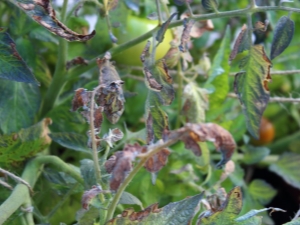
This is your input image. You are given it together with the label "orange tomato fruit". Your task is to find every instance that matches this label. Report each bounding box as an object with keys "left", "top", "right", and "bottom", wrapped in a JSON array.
[{"left": 252, "top": 117, "right": 275, "bottom": 145}]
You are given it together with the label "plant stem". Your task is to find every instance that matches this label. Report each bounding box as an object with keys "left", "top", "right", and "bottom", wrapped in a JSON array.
[
  {"left": 40, "top": 0, "right": 69, "bottom": 118},
  {"left": 0, "top": 156, "right": 83, "bottom": 224},
  {"left": 227, "top": 92, "right": 300, "bottom": 103},
  {"left": 156, "top": 0, "right": 163, "bottom": 25},
  {"left": 175, "top": 62, "right": 183, "bottom": 129}
]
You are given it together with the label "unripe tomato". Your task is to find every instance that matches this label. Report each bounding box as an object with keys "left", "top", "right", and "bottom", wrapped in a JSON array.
[
  {"left": 252, "top": 117, "right": 275, "bottom": 145},
  {"left": 113, "top": 15, "right": 173, "bottom": 65}
]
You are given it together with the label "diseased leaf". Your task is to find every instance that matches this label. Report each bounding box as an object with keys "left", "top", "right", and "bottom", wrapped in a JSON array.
[
  {"left": 202, "top": 0, "right": 219, "bottom": 12},
  {"left": 119, "top": 191, "right": 143, "bottom": 209},
  {"left": 66, "top": 57, "right": 88, "bottom": 70},
  {"left": 156, "top": 12, "right": 177, "bottom": 45},
  {"left": 270, "top": 16, "right": 294, "bottom": 60},
  {"left": 71, "top": 88, "right": 92, "bottom": 112},
  {"left": 234, "top": 45, "right": 272, "bottom": 139},
  {"left": 12, "top": 0, "right": 96, "bottom": 42},
  {"left": 163, "top": 45, "right": 180, "bottom": 68},
  {"left": 103, "top": 128, "right": 124, "bottom": 147},
  {"left": 0, "top": 30, "right": 38, "bottom": 84},
  {"left": 49, "top": 132, "right": 91, "bottom": 153},
  {"left": 107, "top": 192, "right": 203, "bottom": 225},
  {"left": 230, "top": 24, "right": 250, "bottom": 62},
  {"left": 143, "top": 148, "right": 171, "bottom": 173},
  {"left": 81, "top": 106, "right": 104, "bottom": 131},
  {"left": 0, "top": 80, "right": 41, "bottom": 134},
  {"left": 248, "top": 179, "right": 277, "bottom": 205},
  {"left": 242, "top": 145, "right": 270, "bottom": 165},
  {"left": 182, "top": 83, "right": 208, "bottom": 123},
  {"left": 179, "top": 18, "right": 195, "bottom": 52},
  {"left": 0, "top": 118, "right": 52, "bottom": 165},
  {"left": 269, "top": 153, "right": 300, "bottom": 189},
  {"left": 205, "top": 26, "right": 230, "bottom": 109},
  {"left": 81, "top": 185, "right": 103, "bottom": 210}
]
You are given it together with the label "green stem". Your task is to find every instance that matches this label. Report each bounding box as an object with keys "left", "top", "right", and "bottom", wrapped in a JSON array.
[
  {"left": 155, "top": 0, "right": 163, "bottom": 25},
  {"left": 39, "top": 0, "right": 69, "bottom": 118},
  {"left": 0, "top": 156, "right": 83, "bottom": 224},
  {"left": 175, "top": 62, "right": 183, "bottom": 129}
]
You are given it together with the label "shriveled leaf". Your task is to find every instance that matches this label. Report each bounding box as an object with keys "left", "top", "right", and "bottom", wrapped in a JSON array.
[
  {"left": 80, "top": 159, "right": 96, "bottom": 188},
  {"left": 179, "top": 18, "right": 195, "bottom": 52},
  {"left": 0, "top": 80, "right": 41, "bottom": 134},
  {"left": 242, "top": 145, "right": 270, "bottom": 165},
  {"left": 205, "top": 26, "right": 230, "bottom": 109},
  {"left": 143, "top": 66, "right": 163, "bottom": 91},
  {"left": 0, "top": 30, "right": 38, "bottom": 84},
  {"left": 156, "top": 12, "right": 177, "bottom": 45},
  {"left": 0, "top": 118, "right": 52, "bottom": 165},
  {"left": 283, "top": 218, "right": 300, "bottom": 225},
  {"left": 105, "top": 143, "right": 145, "bottom": 191},
  {"left": 66, "top": 57, "right": 88, "bottom": 70},
  {"left": 182, "top": 83, "right": 208, "bottom": 123},
  {"left": 107, "top": 192, "right": 203, "bottom": 224},
  {"left": 230, "top": 24, "right": 250, "bottom": 62},
  {"left": 270, "top": 16, "right": 294, "bottom": 60},
  {"left": 49, "top": 132, "right": 91, "bottom": 153},
  {"left": 235, "top": 207, "right": 285, "bottom": 222},
  {"left": 234, "top": 45, "right": 272, "bottom": 139},
  {"left": 71, "top": 88, "right": 92, "bottom": 112},
  {"left": 96, "top": 55, "right": 125, "bottom": 124},
  {"left": 12, "top": 0, "right": 95, "bottom": 41},
  {"left": 76, "top": 206, "right": 99, "bottom": 225},
  {"left": 103, "top": 128, "right": 124, "bottom": 147},
  {"left": 119, "top": 191, "right": 143, "bottom": 209},
  {"left": 144, "top": 148, "right": 171, "bottom": 173},
  {"left": 269, "top": 153, "right": 300, "bottom": 189},
  {"left": 248, "top": 179, "right": 277, "bottom": 205},
  {"left": 81, "top": 185, "right": 103, "bottom": 210},
  {"left": 202, "top": 0, "right": 219, "bottom": 11},
  {"left": 200, "top": 187, "right": 242, "bottom": 224}
]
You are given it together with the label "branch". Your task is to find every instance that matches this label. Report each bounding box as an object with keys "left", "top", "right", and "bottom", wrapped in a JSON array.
[
  {"left": 228, "top": 93, "right": 300, "bottom": 103},
  {"left": 0, "top": 156, "right": 84, "bottom": 224},
  {"left": 230, "top": 69, "right": 300, "bottom": 76}
]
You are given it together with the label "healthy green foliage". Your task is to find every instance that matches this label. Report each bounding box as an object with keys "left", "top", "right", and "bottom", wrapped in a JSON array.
[{"left": 248, "top": 179, "right": 277, "bottom": 205}]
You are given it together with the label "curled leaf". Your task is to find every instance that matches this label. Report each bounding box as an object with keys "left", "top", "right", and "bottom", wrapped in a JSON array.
[
  {"left": 103, "top": 128, "right": 124, "bottom": 147},
  {"left": 143, "top": 67, "right": 163, "bottom": 92},
  {"left": 81, "top": 185, "right": 103, "bottom": 210},
  {"left": 156, "top": 12, "right": 178, "bottom": 45},
  {"left": 66, "top": 57, "right": 88, "bottom": 70},
  {"left": 14, "top": 0, "right": 96, "bottom": 41},
  {"left": 71, "top": 88, "right": 92, "bottom": 111},
  {"left": 179, "top": 18, "right": 195, "bottom": 52},
  {"left": 229, "top": 24, "right": 250, "bottom": 62},
  {"left": 270, "top": 16, "right": 294, "bottom": 60}
]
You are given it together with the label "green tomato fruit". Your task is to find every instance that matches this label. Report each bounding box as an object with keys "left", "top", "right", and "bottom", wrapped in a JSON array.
[{"left": 113, "top": 15, "right": 173, "bottom": 65}]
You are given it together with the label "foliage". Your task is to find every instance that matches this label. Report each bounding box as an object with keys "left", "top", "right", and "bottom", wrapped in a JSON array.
[{"left": 1, "top": 0, "right": 300, "bottom": 224}]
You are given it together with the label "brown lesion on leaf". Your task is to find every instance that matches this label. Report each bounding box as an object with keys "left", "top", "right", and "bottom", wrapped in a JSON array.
[
  {"left": 10, "top": 43, "right": 22, "bottom": 60},
  {"left": 156, "top": 59, "right": 173, "bottom": 84},
  {"left": 144, "top": 148, "right": 171, "bottom": 173},
  {"left": 229, "top": 24, "right": 248, "bottom": 62},
  {"left": 143, "top": 67, "right": 163, "bottom": 91},
  {"left": 71, "top": 88, "right": 92, "bottom": 111},
  {"left": 66, "top": 57, "right": 88, "bottom": 70},
  {"left": 179, "top": 18, "right": 195, "bottom": 52}
]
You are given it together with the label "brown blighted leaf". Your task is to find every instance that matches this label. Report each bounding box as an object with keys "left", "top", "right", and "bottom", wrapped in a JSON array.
[
  {"left": 105, "top": 143, "right": 145, "bottom": 191},
  {"left": 87, "top": 132, "right": 101, "bottom": 149},
  {"left": 103, "top": 128, "right": 124, "bottom": 147},
  {"left": 143, "top": 66, "right": 163, "bottom": 92},
  {"left": 66, "top": 57, "right": 88, "bottom": 70},
  {"left": 156, "top": 12, "right": 178, "bottom": 45},
  {"left": 229, "top": 24, "right": 250, "bottom": 62},
  {"left": 96, "top": 55, "right": 125, "bottom": 124},
  {"left": 71, "top": 88, "right": 92, "bottom": 111},
  {"left": 190, "top": 20, "right": 214, "bottom": 38},
  {"left": 163, "top": 44, "right": 180, "bottom": 68},
  {"left": 254, "top": 21, "right": 268, "bottom": 33},
  {"left": 81, "top": 185, "right": 103, "bottom": 210},
  {"left": 144, "top": 148, "right": 171, "bottom": 173},
  {"left": 140, "top": 40, "right": 151, "bottom": 64},
  {"left": 199, "top": 187, "right": 242, "bottom": 224},
  {"left": 14, "top": 0, "right": 95, "bottom": 41},
  {"left": 80, "top": 106, "right": 103, "bottom": 131},
  {"left": 179, "top": 18, "right": 195, "bottom": 52}
]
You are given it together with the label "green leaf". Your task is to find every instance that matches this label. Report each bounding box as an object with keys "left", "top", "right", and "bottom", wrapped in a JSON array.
[
  {"left": 76, "top": 206, "right": 99, "bottom": 225},
  {"left": 236, "top": 216, "right": 262, "bottom": 225},
  {"left": 0, "top": 119, "right": 52, "bottom": 165},
  {"left": 270, "top": 16, "right": 294, "bottom": 60},
  {"left": 29, "top": 27, "right": 59, "bottom": 44},
  {"left": 283, "top": 218, "right": 300, "bottom": 225},
  {"left": 235, "top": 207, "right": 285, "bottom": 222},
  {"left": 0, "top": 30, "right": 38, "bottom": 84},
  {"left": 248, "top": 179, "right": 277, "bottom": 205},
  {"left": 242, "top": 145, "right": 270, "bottom": 165},
  {"left": 0, "top": 79, "right": 40, "bottom": 134},
  {"left": 182, "top": 83, "right": 208, "bottom": 124},
  {"left": 11, "top": 0, "right": 95, "bottom": 42},
  {"left": 269, "top": 153, "right": 300, "bottom": 189},
  {"left": 80, "top": 159, "right": 96, "bottom": 188},
  {"left": 234, "top": 45, "right": 272, "bottom": 139},
  {"left": 49, "top": 132, "right": 91, "bottom": 153},
  {"left": 119, "top": 191, "right": 143, "bottom": 209},
  {"left": 205, "top": 25, "right": 231, "bottom": 110},
  {"left": 202, "top": 0, "right": 219, "bottom": 12},
  {"left": 107, "top": 192, "right": 203, "bottom": 225}
]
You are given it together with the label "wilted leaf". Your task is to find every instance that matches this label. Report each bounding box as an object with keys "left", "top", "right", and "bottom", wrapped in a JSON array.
[
  {"left": 81, "top": 185, "right": 103, "bottom": 210},
  {"left": 80, "top": 159, "right": 96, "bottom": 188},
  {"left": 12, "top": 0, "right": 95, "bottom": 41},
  {"left": 248, "top": 179, "right": 277, "bottom": 205},
  {"left": 270, "top": 16, "right": 294, "bottom": 60},
  {"left": 103, "top": 128, "right": 124, "bottom": 147},
  {"left": 49, "top": 132, "right": 91, "bottom": 153},
  {"left": 119, "top": 191, "right": 143, "bottom": 209},
  {"left": 144, "top": 148, "right": 171, "bottom": 173},
  {"left": 71, "top": 88, "right": 92, "bottom": 112},
  {"left": 81, "top": 106, "right": 104, "bottom": 131},
  {"left": 179, "top": 18, "right": 195, "bottom": 52},
  {"left": 0, "top": 118, "right": 52, "bottom": 165},
  {"left": 66, "top": 57, "right": 88, "bottom": 70},
  {"left": 242, "top": 145, "right": 270, "bottom": 165},
  {"left": 234, "top": 45, "right": 272, "bottom": 139},
  {"left": 96, "top": 55, "right": 125, "bottom": 124},
  {"left": 156, "top": 12, "right": 177, "bottom": 44},
  {"left": 182, "top": 83, "right": 208, "bottom": 123},
  {"left": 0, "top": 30, "right": 38, "bottom": 84},
  {"left": 105, "top": 143, "right": 145, "bottom": 191},
  {"left": 205, "top": 26, "right": 230, "bottom": 109},
  {"left": 0, "top": 80, "right": 41, "bottom": 134},
  {"left": 143, "top": 66, "right": 163, "bottom": 91},
  {"left": 269, "top": 153, "right": 300, "bottom": 189},
  {"left": 190, "top": 20, "right": 214, "bottom": 38},
  {"left": 202, "top": 0, "right": 219, "bottom": 11},
  {"left": 107, "top": 192, "right": 203, "bottom": 224},
  {"left": 230, "top": 24, "right": 250, "bottom": 62}
]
